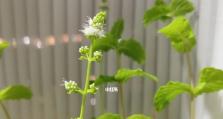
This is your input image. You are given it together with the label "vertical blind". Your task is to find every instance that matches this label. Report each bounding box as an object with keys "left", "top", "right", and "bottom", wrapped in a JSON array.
[{"left": 0, "top": 0, "right": 199, "bottom": 119}]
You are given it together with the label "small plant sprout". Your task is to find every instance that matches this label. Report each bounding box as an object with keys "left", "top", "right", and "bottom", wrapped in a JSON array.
[
  {"left": 64, "top": 11, "right": 106, "bottom": 119},
  {"left": 144, "top": 0, "right": 223, "bottom": 119}
]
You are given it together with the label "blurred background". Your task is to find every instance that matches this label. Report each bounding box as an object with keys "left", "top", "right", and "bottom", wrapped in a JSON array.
[{"left": 0, "top": 0, "right": 222, "bottom": 119}]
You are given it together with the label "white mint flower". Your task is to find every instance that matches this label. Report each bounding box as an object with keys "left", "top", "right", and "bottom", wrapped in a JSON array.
[
  {"left": 64, "top": 80, "right": 77, "bottom": 92},
  {"left": 80, "top": 11, "right": 106, "bottom": 38}
]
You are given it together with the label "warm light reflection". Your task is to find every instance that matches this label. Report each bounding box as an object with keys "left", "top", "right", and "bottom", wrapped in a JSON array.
[
  {"left": 72, "top": 34, "right": 83, "bottom": 43},
  {"left": 62, "top": 34, "right": 69, "bottom": 43},
  {"left": 47, "top": 36, "right": 56, "bottom": 46}
]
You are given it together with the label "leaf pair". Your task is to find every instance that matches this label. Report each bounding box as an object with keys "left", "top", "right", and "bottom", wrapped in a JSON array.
[
  {"left": 154, "top": 67, "right": 223, "bottom": 111},
  {"left": 93, "top": 19, "right": 145, "bottom": 64},
  {"left": 95, "top": 68, "right": 158, "bottom": 86},
  {"left": 144, "top": 0, "right": 194, "bottom": 25},
  {"left": 0, "top": 85, "right": 32, "bottom": 101},
  {"left": 97, "top": 113, "right": 151, "bottom": 119}
]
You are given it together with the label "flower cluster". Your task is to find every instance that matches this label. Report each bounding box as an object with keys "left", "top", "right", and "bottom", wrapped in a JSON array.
[
  {"left": 78, "top": 46, "right": 102, "bottom": 62},
  {"left": 93, "top": 51, "right": 102, "bottom": 62},
  {"left": 64, "top": 80, "right": 82, "bottom": 94},
  {"left": 81, "top": 11, "right": 106, "bottom": 38}
]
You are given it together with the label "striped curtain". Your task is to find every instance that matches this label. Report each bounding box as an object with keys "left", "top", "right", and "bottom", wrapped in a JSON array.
[{"left": 0, "top": 0, "right": 200, "bottom": 119}]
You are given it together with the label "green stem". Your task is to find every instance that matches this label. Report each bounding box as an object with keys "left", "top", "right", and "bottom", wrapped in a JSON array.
[
  {"left": 185, "top": 53, "right": 195, "bottom": 119},
  {"left": 0, "top": 102, "right": 11, "bottom": 119},
  {"left": 116, "top": 52, "right": 126, "bottom": 118},
  {"left": 79, "top": 40, "right": 94, "bottom": 119}
]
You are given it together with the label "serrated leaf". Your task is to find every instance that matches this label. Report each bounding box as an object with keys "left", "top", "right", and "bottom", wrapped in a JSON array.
[
  {"left": 97, "top": 113, "right": 122, "bottom": 119},
  {"left": 159, "top": 16, "right": 196, "bottom": 53},
  {"left": 95, "top": 75, "right": 116, "bottom": 86},
  {"left": 195, "top": 67, "right": 223, "bottom": 96},
  {"left": 169, "top": 0, "right": 194, "bottom": 16},
  {"left": 110, "top": 19, "right": 124, "bottom": 40},
  {"left": 115, "top": 68, "right": 158, "bottom": 83},
  {"left": 93, "top": 34, "right": 117, "bottom": 52},
  {"left": 154, "top": 81, "right": 192, "bottom": 111},
  {"left": 127, "top": 114, "right": 151, "bottom": 119},
  {"left": 0, "top": 41, "right": 9, "bottom": 57},
  {"left": 118, "top": 39, "right": 145, "bottom": 64},
  {"left": 0, "top": 85, "right": 32, "bottom": 101},
  {"left": 143, "top": 5, "right": 171, "bottom": 25}
]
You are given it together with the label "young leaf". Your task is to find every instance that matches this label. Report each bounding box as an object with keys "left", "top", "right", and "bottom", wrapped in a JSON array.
[
  {"left": 127, "top": 114, "right": 151, "bottom": 119},
  {"left": 118, "top": 39, "right": 145, "bottom": 64},
  {"left": 143, "top": 5, "right": 171, "bottom": 25},
  {"left": 95, "top": 75, "right": 116, "bottom": 86},
  {"left": 0, "top": 41, "right": 9, "bottom": 57},
  {"left": 169, "top": 0, "right": 194, "bottom": 16},
  {"left": 154, "top": 81, "right": 192, "bottom": 111},
  {"left": 115, "top": 68, "right": 158, "bottom": 83},
  {"left": 93, "top": 34, "right": 117, "bottom": 52},
  {"left": 110, "top": 19, "right": 124, "bottom": 40},
  {"left": 0, "top": 85, "right": 32, "bottom": 101},
  {"left": 159, "top": 16, "right": 196, "bottom": 53},
  {"left": 195, "top": 67, "right": 223, "bottom": 96},
  {"left": 97, "top": 113, "right": 122, "bottom": 119}
]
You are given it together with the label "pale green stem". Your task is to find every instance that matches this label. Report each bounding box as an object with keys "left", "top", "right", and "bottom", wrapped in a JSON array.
[
  {"left": 116, "top": 52, "right": 126, "bottom": 118},
  {"left": 0, "top": 102, "right": 11, "bottom": 119},
  {"left": 185, "top": 53, "right": 195, "bottom": 119},
  {"left": 79, "top": 40, "right": 94, "bottom": 119}
]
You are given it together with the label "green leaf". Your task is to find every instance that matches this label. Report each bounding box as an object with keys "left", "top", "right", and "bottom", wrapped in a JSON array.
[
  {"left": 154, "top": 81, "right": 192, "bottom": 111},
  {"left": 127, "top": 114, "right": 151, "bottom": 119},
  {"left": 0, "top": 85, "right": 32, "bottom": 101},
  {"left": 143, "top": 5, "right": 171, "bottom": 25},
  {"left": 159, "top": 16, "right": 196, "bottom": 53},
  {"left": 97, "top": 113, "right": 122, "bottom": 119},
  {"left": 110, "top": 19, "right": 124, "bottom": 40},
  {"left": 95, "top": 75, "right": 116, "bottom": 86},
  {"left": 0, "top": 41, "right": 9, "bottom": 57},
  {"left": 118, "top": 39, "right": 145, "bottom": 64},
  {"left": 195, "top": 67, "right": 223, "bottom": 96},
  {"left": 93, "top": 34, "right": 117, "bottom": 52},
  {"left": 115, "top": 68, "right": 158, "bottom": 83},
  {"left": 169, "top": 0, "right": 194, "bottom": 16}
]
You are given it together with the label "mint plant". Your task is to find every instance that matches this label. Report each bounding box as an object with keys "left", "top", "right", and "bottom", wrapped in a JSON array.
[
  {"left": 0, "top": 41, "right": 32, "bottom": 119},
  {"left": 63, "top": 11, "right": 106, "bottom": 119},
  {"left": 144, "top": 0, "right": 223, "bottom": 119},
  {"left": 93, "top": 19, "right": 157, "bottom": 119}
]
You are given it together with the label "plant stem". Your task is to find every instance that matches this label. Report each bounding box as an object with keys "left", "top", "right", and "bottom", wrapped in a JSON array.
[
  {"left": 185, "top": 53, "right": 195, "bottom": 119},
  {"left": 0, "top": 102, "right": 11, "bottom": 119},
  {"left": 79, "top": 40, "right": 94, "bottom": 119},
  {"left": 116, "top": 52, "right": 126, "bottom": 118}
]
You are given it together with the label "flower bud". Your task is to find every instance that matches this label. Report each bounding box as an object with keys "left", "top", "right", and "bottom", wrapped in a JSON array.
[
  {"left": 79, "top": 46, "right": 89, "bottom": 55},
  {"left": 93, "top": 51, "right": 102, "bottom": 62}
]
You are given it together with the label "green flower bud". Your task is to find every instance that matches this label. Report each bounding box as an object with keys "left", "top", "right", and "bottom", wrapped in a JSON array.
[
  {"left": 64, "top": 80, "right": 78, "bottom": 94},
  {"left": 93, "top": 51, "right": 102, "bottom": 62},
  {"left": 92, "top": 11, "right": 106, "bottom": 29},
  {"left": 79, "top": 46, "right": 89, "bottom": 55}
]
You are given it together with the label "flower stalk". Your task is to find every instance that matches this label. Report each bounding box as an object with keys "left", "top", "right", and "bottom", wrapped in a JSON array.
[{"left": 79, "top": 41, "right": 94, "bottom": 119}]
